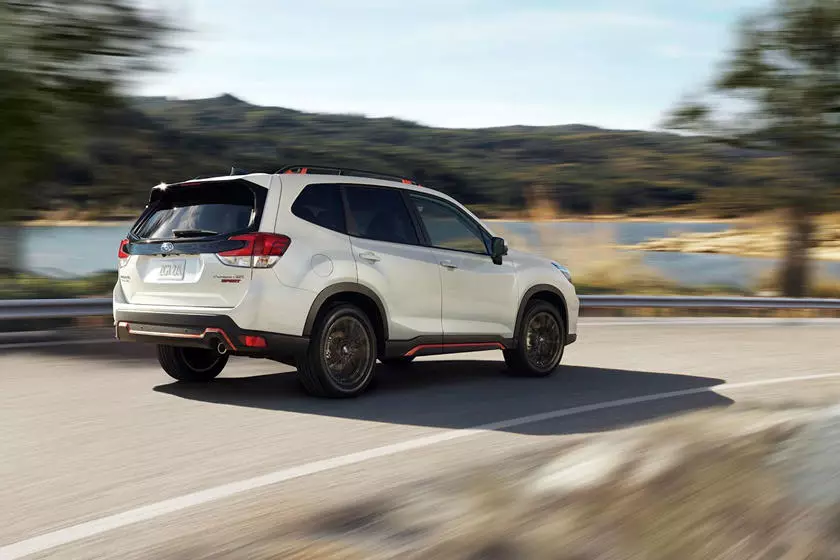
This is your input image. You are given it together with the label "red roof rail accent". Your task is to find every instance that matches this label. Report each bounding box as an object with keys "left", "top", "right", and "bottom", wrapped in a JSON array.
[{"left": 274, "top": 165, "right": 418, "bottom": 184}]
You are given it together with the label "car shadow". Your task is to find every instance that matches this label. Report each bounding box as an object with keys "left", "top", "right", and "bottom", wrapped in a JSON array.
[{"left": 154, "top": 360, "right": 733, "bottom": 436}]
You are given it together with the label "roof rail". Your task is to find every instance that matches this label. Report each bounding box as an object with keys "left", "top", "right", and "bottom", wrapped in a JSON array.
[{"left": 275, "top": 164, "right": 419, "bottom": 185}]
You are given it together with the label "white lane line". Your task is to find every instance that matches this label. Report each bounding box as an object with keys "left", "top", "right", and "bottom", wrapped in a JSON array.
[
  {"left": 580, "top": 318, "right": 840, "bottom": 327},
  {"left": 3, "top": 371, "right": 840, "bottom": 560}
]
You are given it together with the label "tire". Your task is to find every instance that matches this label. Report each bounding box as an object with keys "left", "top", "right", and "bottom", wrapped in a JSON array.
[
  {"left": 296, "top": 303, "right": 378, "bottom": 398},
  {"left": 504, "top": 300, "right": 566, "bottom": 377},
  {"left": 379, "top": 356, "right": 415, "bottom": 366},
  {"left": 157, "top": 345, "right": 228, "bottom": 382}
]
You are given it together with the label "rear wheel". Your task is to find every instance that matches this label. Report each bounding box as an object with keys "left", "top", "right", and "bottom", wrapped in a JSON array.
[
  {"left": 157, "top": 345, "right": 228, "bottom": 382},
  {"left": 296, "top": 303, "right": 378, "bottom": 398},
  {"left": 504, "top": 300, "right": 565, "bottom": 377}
]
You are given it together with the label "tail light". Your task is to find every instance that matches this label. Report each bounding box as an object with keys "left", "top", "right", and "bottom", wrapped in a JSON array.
[
  {"left": 118, "top": 239, "right": 130, "bottom": 268},
  {"left": 217, "top": 233, "right": 291, "bottom": 268}
]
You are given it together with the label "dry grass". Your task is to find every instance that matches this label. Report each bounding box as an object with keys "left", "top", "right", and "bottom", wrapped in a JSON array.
[
  {"left": 754, "top": 268, "right": 840, "bottom": 298},
  {"left": 492, "top": 220, "right": 740, "bottom": 295},
  {"left": 627, "top": 211, "right": 840, "bottom": 262},
  {"left": 488, "top": 192, "right": 746, "bottom": 296},
  {"left": 490, "top": 198, "right": 838, "bottom": 297}
]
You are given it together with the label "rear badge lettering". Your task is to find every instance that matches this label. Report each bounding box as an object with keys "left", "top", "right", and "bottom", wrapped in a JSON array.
[{"left": 214, "top": 274, "right": 245, "bottom": 284}]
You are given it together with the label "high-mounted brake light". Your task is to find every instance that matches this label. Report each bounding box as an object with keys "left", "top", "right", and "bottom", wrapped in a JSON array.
[
  {"left": 118, "top": 239, "right": 130, "bottom": 268},
  {"left": 217, "top": 233, "right": 291, "bottom": 268}
]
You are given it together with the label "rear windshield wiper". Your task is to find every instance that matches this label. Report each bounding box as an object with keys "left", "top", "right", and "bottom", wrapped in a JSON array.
[{"left": 171, "top": 229, "right": 219, "bottom": 238}]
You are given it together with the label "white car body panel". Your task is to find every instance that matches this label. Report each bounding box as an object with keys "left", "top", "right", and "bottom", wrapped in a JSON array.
[
  {"left": 429, "top": 248, "right": 518, "bottom": 337},
  {"left": 350, "top": 237, "right": 443, "bottom": 339}
]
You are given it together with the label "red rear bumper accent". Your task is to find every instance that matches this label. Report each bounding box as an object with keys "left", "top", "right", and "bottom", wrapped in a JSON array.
[{"left": 118, "top": 322, "right": 238, "bottom": 351}]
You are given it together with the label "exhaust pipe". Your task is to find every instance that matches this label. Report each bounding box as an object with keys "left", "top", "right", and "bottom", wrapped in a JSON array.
[{"left": 217, "top": 342, "right": 228, "bottom": 355}]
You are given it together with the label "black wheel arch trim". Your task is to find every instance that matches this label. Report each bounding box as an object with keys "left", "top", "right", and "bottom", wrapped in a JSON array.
[
  {"left": 303, "top": 282, "right": 389, "bottom": 340},
  {"left": 514, "top": 284, "right": 569, "bottom": 344}
]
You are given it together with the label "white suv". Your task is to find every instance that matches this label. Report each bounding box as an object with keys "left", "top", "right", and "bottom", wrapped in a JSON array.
[{"left": 113, "top": 165, "right": 579, "bottom": 398}]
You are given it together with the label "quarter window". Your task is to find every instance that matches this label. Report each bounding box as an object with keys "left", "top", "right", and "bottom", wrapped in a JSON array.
[
  {"left": 408, "top": 194, "right": 488, "bottom": 254},
  {"left": 291, "top": 183, "right": 346, "bottom": 233},
  {"left": 344, "top": 185, "right": 419, "bottom": 245}
]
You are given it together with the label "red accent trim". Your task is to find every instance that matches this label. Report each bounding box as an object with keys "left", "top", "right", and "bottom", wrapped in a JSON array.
[
  {"left": 404, "top": 342, "right": 505, "bottom": 357},
  {"left": 204, "top": 328, "right": 238, "bottom": 351},
  {"left": 121, "top": 323, "right": 238, "bottom": 351}
]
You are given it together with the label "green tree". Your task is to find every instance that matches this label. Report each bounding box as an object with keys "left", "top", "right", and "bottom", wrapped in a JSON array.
[
  {"left": 0, "top": 0, "right": 177, "bottom": 273},
  {"left": 663, "top": 0, "right": 840, "bottom": 297}
]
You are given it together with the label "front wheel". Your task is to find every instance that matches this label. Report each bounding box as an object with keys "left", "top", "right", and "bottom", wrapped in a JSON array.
[
  {"left": 504, "top": 300, "right": 565, "bottom": 377},
  {"left": 296, "top": 303, "right": 378, "bottom": 398},
  {"left": 157, "top": 345, "right": 228, "bottom": 382}
]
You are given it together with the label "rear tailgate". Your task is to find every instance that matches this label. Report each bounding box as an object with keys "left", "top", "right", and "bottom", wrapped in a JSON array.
[{"left": 119, "top": 179, "right": 269, "bottom": 308}]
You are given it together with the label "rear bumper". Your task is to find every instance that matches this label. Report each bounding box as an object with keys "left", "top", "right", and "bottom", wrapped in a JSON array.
[{"left": 114, "top": 311, "right": 309, "bottom": 360}]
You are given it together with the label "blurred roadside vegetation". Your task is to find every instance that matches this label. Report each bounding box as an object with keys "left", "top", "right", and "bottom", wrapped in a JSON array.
[
  {"left": 663, "top": 0, "right": 840, "bottom": 297},
  {"left": 0, "top": 271, "right": 115, "bottom": 299},
  {"left": 24, "top": 92, "right": 839, "bottom": 225},
  {"left": 0, "top": 0, "right": 177, "bottom": 272}
]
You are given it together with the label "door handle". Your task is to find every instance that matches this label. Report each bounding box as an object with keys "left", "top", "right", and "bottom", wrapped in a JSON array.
[
  {"left": 358, "top": 251, "right": 380, "bottom": 263},
  {"left": 440, "top": 260, "right": 458, "bottom": 270}
]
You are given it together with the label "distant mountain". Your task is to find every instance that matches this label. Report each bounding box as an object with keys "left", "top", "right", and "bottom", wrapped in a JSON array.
[{"left": 30, "top": 94, "right": 800, "bottom": 220}]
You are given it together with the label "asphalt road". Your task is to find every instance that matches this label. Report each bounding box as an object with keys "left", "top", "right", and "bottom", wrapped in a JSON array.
[{"left": 2, "top": 318, "right": 840, "bottom": 559}]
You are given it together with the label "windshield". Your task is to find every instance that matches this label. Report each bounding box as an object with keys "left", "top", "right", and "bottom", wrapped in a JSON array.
[{"left": 132, "top": 180, "right": 263, "bottom": 241}]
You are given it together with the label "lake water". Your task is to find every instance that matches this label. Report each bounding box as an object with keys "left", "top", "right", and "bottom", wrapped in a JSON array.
[{"left": 21, "top": 221, "right": 840, "bottom": 289}]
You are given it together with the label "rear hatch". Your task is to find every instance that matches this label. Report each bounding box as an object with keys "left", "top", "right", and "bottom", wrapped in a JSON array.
[{"left": 119, "top": 178, "right": 278, "bottom": 308}]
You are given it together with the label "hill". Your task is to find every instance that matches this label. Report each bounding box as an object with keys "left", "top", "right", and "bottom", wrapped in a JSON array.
[{"left": 28, "top": 94, "right": 806, "bottom": 221}]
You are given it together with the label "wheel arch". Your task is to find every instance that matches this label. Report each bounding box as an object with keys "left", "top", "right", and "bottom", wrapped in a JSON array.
[
  {"left": 514, "top": 284, "right": 569, "bottom": 345},
  {"left": 303, "top": 283, "right": 388, "bottom": 350}
]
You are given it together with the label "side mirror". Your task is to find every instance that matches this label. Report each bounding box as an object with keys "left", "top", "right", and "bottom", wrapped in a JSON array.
[{"left": 490, "top": 236, "right": 507, "bottom": 265}]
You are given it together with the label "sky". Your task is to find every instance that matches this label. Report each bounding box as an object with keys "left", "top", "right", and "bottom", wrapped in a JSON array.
[{"left": 138, "top": 0, "right": 771, "bottom": 131}]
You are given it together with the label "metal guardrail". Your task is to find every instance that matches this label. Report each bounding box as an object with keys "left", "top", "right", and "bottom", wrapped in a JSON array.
[
  {"left": 1, "top": 295, "right": 840, "bottom": 322},
  {"left": 0, "top": 298, "right": 113, "bottom": 321}
]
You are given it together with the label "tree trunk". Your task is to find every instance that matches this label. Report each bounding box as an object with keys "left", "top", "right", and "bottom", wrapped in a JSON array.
[
  {"left": 778, "top": 205, "right": 814, "bottom": 298},
  {"left": 0, "top": 223, "right": 22, "bottom": 275}
]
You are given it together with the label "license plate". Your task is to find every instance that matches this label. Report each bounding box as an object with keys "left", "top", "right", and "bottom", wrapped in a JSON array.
[{"left": 156, "top": 259, "right": 186, "bottom": 281}]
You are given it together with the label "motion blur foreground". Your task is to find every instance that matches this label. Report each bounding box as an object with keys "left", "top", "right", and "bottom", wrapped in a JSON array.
[{"left": 3, "top": 0, "right": 840, "bottom": 559}]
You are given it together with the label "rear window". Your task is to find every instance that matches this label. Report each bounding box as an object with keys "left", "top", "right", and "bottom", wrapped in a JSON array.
[{"left": 132, "top": 180, "right": 266, "bottom": 240}]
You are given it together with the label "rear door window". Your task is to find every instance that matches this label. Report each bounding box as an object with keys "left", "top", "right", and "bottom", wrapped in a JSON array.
[
  {"left": 344, "top": 185, "right": 419, "bottom": 245},
  {"left": 131, "top": 180, "right": 265, "bottom": 241}
]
